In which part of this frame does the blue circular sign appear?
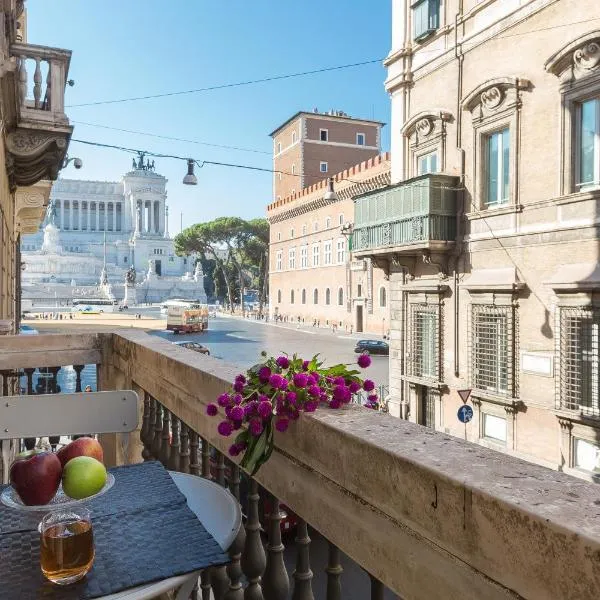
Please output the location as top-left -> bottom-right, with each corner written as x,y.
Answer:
457,405 -> 473,424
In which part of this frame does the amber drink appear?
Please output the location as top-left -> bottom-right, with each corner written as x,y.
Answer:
40,508 -> 94,585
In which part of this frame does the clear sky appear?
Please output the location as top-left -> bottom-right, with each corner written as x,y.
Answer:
27,1 -> 391,233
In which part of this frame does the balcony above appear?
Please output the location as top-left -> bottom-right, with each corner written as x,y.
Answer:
352,174 -> 459,265
3,42 -> 73,189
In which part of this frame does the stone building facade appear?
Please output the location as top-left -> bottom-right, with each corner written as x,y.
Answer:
271,110 -> 383,200
0,0 -> 72,332
354,0 -> 600,480
268,154 -> 391,334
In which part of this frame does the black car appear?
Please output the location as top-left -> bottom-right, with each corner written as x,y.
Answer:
354,339 -> 389,355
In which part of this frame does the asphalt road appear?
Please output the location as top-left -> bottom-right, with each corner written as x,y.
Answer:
151,314 -> 390,389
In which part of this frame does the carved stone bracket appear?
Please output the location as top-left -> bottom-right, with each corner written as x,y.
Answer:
546,31 -> 600,84
462,77 -> 531,121
422,251 -> 448,279
14,180 -> 52,233
5,129 -> 69,189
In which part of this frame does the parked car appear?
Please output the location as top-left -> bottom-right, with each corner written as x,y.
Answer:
19,324 -> 39,335
173,341 -> 210,355
354,339 -> 389,355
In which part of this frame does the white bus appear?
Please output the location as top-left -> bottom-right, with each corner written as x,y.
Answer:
72,298 -> 117,313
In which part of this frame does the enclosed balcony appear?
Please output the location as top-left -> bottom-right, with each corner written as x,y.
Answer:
352,174 -> 459,259
1,331 -> 600,599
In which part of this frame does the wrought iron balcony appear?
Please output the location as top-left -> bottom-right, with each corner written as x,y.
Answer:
1,331 -> 600,599
4,42 -> 73,189
352,174 -> 459,258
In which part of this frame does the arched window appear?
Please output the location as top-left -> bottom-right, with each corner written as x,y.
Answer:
290,289 -> 295,304
301,289 -> 306,304
277,290 -> 282,304
379,287 -> 387,307
325,288 -> 331,305
313,288 -> 319,304
338,287 -> 344,306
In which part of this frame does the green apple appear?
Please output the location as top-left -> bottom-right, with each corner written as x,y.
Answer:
62,456 -> 107,500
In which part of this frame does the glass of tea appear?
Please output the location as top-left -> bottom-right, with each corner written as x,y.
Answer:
40,508 -> 95,585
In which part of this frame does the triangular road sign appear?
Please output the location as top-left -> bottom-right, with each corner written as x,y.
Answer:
458,389 -> 472,404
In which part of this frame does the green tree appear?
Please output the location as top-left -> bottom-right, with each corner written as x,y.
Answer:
238,218 -> 269,313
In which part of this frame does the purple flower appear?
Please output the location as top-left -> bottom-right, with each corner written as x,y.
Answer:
349,381 -> 361,394
244,401 -> 258,417
325,376 -> 335,384
368,394 -> 378,403
229,406 -> 244,421
288,409 -> 300,421
304,401 -> 318,412
235,374 -> 247,384
357,354 -> 372,369
334,376 -> 345,386
233,381 -> 245,393
217,420 -> 234,437
258,366 -> 272,384
249,419 -> 264,437
233,393 -> 243,405
306,375 -> 317,386
232,420 -> 242,430
319,393 -> 328,403
286,391 -> 297,405
269,374 -> 283,389
228,442 -> 247,457
217,393 -> 231,407
363,379 -> 375,392
275,417 -> 289,432
258,394 -> 269,403
333,385 -> 350,402
302,360 -> 310,371
330,398 -> 342,409
225,406 -> 233,419
276,356 -> 290,369
279,378 -> 289,391
365,401 -> 378,410
258,400 -> 272,419
293,373 -> 309,388
206,403 -> 218,416
308,385 -> 321,397
309,372 -> 321,384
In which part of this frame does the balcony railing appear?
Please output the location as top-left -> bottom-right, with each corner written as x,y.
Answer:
2,330 -> 600,600
352,174 -> 458,256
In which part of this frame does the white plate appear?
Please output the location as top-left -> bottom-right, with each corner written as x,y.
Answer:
1,472 -> 115,512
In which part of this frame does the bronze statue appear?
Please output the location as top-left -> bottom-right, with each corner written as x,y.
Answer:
125,265 -> 136,285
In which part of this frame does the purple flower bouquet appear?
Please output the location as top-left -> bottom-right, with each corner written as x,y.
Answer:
206,352 -> 378,474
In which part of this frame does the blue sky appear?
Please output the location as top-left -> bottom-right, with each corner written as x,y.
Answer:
28,1 -> 391,233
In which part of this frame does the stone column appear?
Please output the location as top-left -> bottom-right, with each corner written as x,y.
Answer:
59,200 -> 64,229
78,203 -> 82,231
148,202 -> 154,233
154,201 -> 159,234
113,203 -> 117,232
95,203 -> 100,231
87,203 -> 91,231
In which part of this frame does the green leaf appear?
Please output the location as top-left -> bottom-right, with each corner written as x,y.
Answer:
240,426 -> 269,475
234,430 -> 249,445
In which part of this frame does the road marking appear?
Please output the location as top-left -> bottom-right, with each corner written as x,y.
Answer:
227,334 -> 253,340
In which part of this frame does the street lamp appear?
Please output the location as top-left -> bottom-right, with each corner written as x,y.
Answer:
182,159 -> 198,185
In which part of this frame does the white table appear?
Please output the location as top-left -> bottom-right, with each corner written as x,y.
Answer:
101,471 -> 241,600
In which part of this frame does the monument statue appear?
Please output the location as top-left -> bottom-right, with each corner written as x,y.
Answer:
125,265 -> 136,284
123,264 -> 137,306
45,198 -> 57,226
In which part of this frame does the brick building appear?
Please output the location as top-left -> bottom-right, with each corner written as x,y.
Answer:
354,0 -> 600,480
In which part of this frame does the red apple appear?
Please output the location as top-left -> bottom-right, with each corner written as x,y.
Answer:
9,450 -> 62,506
56,437 -> 103,468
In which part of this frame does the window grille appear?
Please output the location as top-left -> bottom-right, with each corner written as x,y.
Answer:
470,304 -> 516,396
408,303 -> 441,381
558,306 -> 600,416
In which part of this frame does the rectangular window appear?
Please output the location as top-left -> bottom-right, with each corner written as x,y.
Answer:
574,438 -> 600,472
290,228 -> 295,239
579,98 -> 600,189
357,284 -> 362,297
357,133 -> 366,146
410,305 -> 439,379
486,128 -> 510,206
312,244 -> 320,267
320,129 -> 329,142
324,241 -> 332,265
288,248 -> 296,269
471,305 -> 514,395
276,250 -> 282,271
482,414 -> 507,443
320,161 -> 328,173
418,151 -> 438,175
412,0 -> 440,41
559,307 -> 600,416
277,142 -> 281,154
300,246 -> 308,268
336,239 -> 346,263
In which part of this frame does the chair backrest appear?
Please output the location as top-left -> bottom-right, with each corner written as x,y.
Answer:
0,391 -> 139,484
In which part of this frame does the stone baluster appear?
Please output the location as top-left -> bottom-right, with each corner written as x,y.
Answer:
241,479 -> 266,600
215,452 -> 226,487
32,57 -> 42,108
262,496 -> 289,600
23,368 -> 35,394
212,451 -> 231,599
189,431 -> 200,476
151,403 -> 163,460
168,415 -> 180,471
160,408 -> 171,466
18,57 -> 27,105
225,463 -> 245,600
144,397 -> 157,460
179,423 -> 190,474
369,574 -> 384,600
201,436 -> 211,479
73,365 -> 84,392
325,542 -> 343,600
48,367 -> 61,450
140,394 -> 152,461
44,60 -> 51,110
292,520 -> 314,600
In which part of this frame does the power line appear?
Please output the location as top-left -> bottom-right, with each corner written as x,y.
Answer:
67,58 -> 385,108
72,120 -> 271,155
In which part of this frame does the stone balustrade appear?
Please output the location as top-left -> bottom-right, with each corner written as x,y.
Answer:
1,331 -> 600,599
